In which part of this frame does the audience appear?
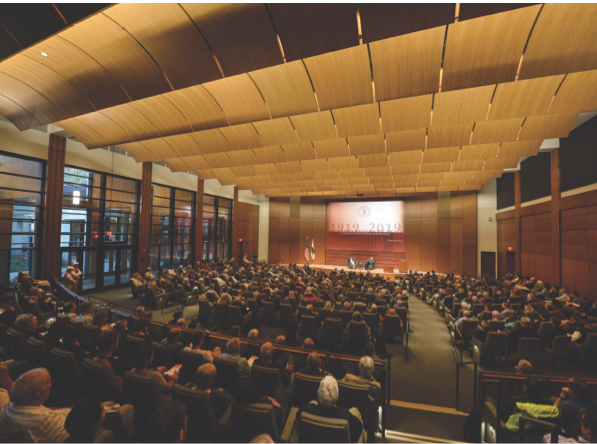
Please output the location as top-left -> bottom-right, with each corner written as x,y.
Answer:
130,347 -> 177,405
188,363 -> 232,418
220,338 -> 251,377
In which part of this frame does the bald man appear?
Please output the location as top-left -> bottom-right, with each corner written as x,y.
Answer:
253,342 -> 294,387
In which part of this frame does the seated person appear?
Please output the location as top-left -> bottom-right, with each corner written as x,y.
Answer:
302,338 -> 315,350
14,314 -> 43,340
541,317 -> 567,348
0,295 -> 17,327
160,328 -> 185,354
298,376 -> 364,443
507,316 -> 540,355
472,320 -> 490,344
133,318 -> 154,346
554,379 -> 597,434
94,331 -> 131,394
186,363 -> 232,419
182,331 -> 220,363
91,312 -> 113,333
60,329 -> 88,367
543,409 -> 597,443
346,311 -> 370,337
230,377 -> 283,435
77,301 -> 94,326
63,397 -> 108,443
144,401 -> 187,444
296,352 -> 327,377
342,355 -> 381,402
253,342 -> 294,387
130,347 -> 178,405
516,359 -> 535,375
219,338 -> 251,377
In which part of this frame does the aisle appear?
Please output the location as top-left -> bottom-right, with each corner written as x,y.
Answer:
390,294 -> 476,412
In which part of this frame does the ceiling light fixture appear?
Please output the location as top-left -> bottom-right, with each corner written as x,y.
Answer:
40,52 -> 48,57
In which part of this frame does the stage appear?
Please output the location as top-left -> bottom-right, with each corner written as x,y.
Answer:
309,264 -> 405,277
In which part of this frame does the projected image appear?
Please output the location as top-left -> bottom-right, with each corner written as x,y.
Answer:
326,201 -> 405,253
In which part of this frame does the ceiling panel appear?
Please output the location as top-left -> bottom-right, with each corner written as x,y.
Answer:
459,143 -> 499,161
56,118 -> 108,148
270,173 -> 292,182
163,133 -> 201,158
118,141 -> 154,163
420,162 -> 451,173
292,171 -> 315,181
327,179 -> 349,186
103,3 -> 221,89
518,113 -> 578,141
442,6 -> 541,91
163,157 -> 190,173
227,150 -> 259,167
189,129 -> 230,155
357,153 -> 388,168
393,174 -> 419,183
498,140 -> 542,158
290,111 -> 337,142
348,134 -> 385,155
0,73 -> 63,128
427,123 -> 473,148
364,166 -> 392,177
0,94 -> 39,132
303,44 -> 373,110
470,117 -> 524,144
100,105 -> 160,141
332,103 -> 380,137
141,138 -> 178,160
194,170 -> 216,180
203,152 -> 232,169
253,146 -> 287,164
370,25 -> 445,101
253,164 -> 279,176
314,170 -> 339,180
267,4 -> 358,61
165,87 -> 229,132
451,159 -> 485,172
473,169 -> 504,180
301,158 -> 330,172
276,161 -> 303,174
313,139 -> 350,158
59,13 -> 172,101
180,155 -> 210,171
219,124 -> 264,151
459,4 -> 535,21
339,169 -> 365,178
519,4 -> 597,80
282,142 -> 316,162
249,60 -> 318,118
328,156 -> 358,170
23,37 -> 130,112
203,74 -> 270,126
422,147 -> 460,163
73,112 -> 132,147
253,118 -> 298,146
432,85 -> 494,126
488,75 -> 564,120
549,70 -> 597,115
360,4 -> 455,43
130,95 -> 193,138
388,150 -> 423,165
392,165 -> 421,175
381,95 -> 432,133
386,129 -> 427,153
181,3 -> 281,76
484,157 -> 520,169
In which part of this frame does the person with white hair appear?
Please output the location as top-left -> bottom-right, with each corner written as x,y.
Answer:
342,356 -> 381,401
247,329 -> 259,341
299,376 -> 364,443
220,338 -> 251,377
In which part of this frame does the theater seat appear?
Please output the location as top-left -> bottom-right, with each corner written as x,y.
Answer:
50,347 -> 85,394
172,383 -> 219,442
123,370 -> 162,426
228,402 -> 280,442
281,406 -> 350,443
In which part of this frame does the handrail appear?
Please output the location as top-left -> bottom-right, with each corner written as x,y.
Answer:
519,416 -> 559,444
480,378 -> 501,443
455,361 -> 477,412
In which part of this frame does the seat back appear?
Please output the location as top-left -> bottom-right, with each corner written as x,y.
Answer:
213,356 -> 240,389
26,337 -> 48,369
338,310 -> 353,327
198,300 -> 212,321
172,384 -> 218,442
49,347 -> 84,391
151,342 -> 173,368
262,301 -> 276,323
123,370 -> 162,425
347,321 -> 368,352
279,304 -> 294,325
484,332 -> 508,357
231,402 -> 279,442
459,319 -> 479,336
473,304 -> 485,316
292,373 -> 323,407
319,308 -> 331,324
550,335 -> 571,358
322,318 -> 343,346
297,410 -> 350,443
518,337 -> 542,360
251,364 -> 282,397
213,303 -> 226,324
337,380 -> 372,428
580,333 -> 597,356
178,349 -> 205,380
84,323 -> 102,344
56,313 -> 71,329
124,334 -> 146,359
300,315 -> 318,340
383,315 -> 402,337
229,305 -> 244,326
362,312 -> 378,333
247,299 -> 259,316
82,358 -> 121,401
394,307 -> 408,327
7,327 -> 32,362
488,320 -> 505,331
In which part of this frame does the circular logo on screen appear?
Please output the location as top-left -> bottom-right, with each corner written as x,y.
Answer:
357,206 -> 370,217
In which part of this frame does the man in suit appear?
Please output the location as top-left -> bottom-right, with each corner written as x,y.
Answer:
349,257 -> 357,269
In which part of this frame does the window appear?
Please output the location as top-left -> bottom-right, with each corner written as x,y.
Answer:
61,167 -> 139,292
0,153 -> 44,288
201,194 -> 232,262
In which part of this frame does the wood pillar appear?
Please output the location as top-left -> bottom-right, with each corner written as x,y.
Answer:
137,162 -> 152,273
514,171 -> 522,274
41,134 -> 66,280
551,149 -> 561,286
195,179 -> 204,264
232,187 -> 239,262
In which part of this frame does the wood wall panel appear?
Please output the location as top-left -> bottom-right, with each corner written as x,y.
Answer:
237,201 -> 260,261
137,162 -> 152,273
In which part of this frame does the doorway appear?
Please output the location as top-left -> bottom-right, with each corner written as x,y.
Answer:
506,251 -> 516,275
481,252 -> 496,278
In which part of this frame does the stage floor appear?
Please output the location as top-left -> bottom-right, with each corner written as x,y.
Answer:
310,264 -> 405,277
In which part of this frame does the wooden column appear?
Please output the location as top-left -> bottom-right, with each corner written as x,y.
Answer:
551,149 -> 561,286
232,187 -> 239,262
514,171 -> 522,274
41,134 -> 66,280
137,162 -> 152,273
194,179 -> 204,264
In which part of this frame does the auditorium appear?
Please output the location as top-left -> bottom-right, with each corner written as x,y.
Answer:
1,3 -> 597,443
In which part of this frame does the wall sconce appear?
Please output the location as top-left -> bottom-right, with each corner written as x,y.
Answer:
73,190 -> 80,205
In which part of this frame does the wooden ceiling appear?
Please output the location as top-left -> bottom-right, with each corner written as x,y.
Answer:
1,3 -> 597,198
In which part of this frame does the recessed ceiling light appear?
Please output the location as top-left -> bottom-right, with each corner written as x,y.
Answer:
40,52 -> 48,57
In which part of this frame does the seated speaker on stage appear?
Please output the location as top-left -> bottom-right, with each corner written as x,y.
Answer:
365,257 -> 375,270
348,256 -> 357,269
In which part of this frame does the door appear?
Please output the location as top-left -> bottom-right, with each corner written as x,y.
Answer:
481,252 -> 496,278
506,251 -> 516,275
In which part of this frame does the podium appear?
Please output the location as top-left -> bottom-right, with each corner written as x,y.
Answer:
383,266 -> 394,273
